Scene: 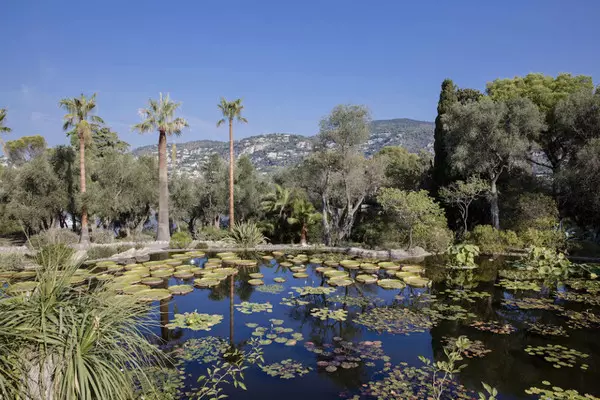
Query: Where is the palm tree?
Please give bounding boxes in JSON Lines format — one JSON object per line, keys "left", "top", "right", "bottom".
{"left": 133, "top": 93, "right": 188, "bottom": 241}
{"left": 261, "top": 184, "right": 292, "bottom": 217}
{"left": 287, "top": 198, "right": 321, "bottom": 246}
{"left": 0, "top": 108, "right": 12, "bottom": 156}
{"left": 217, "top": 98, "right": 247, "bottom": 231}
{"left": 59, "top": 94, "right": 104, "bottom": 244}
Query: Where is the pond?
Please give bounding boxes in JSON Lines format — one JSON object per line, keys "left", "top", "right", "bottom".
{"left": 134, "top": 251, "right": 600, "bottom": 399}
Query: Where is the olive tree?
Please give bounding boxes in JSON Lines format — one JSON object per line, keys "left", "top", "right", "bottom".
{"left": 439, "top": 177, "right": 489, "bottom": 235}
{"left": 442, "top": 97, "right": 544, "bottom": 229}
{"left": 302, "top": 105, "right": 384, "bottom": 245}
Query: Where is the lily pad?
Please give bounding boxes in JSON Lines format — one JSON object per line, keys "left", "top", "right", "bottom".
{"left": 377, "top": 279, "right": 406, "bottom": 290}
{"left": 173, "top": 271, "right": 194, "bottom": 279}
{"left": 168, "top": 284, "right": 194, "bottom": 295}
{"left": 328, "top": 277, "right": 353, "bottom": 287}
{"left": 273, "top": 277, "right": 286, "bottom": 283}
{"left": 401, "top": 265, "right": 425, "bottom": 273}
{"left": 141, "top": 277, "right": 164, "bottom": 286}
{"left": 194, "top": 278, "right": 221, "bottom": 288}
{"left": 293, "top": 272, "right": 309, "bottom": 279}
{"left": 340, "top": 260, "right": 360, "bottom": 269}
{"left": 379, "top": 262, "right": 400, "bottom": 270}
{"left": 248, "top": 279, "right": 264, "bottom": 286}
{"left": 166, "top": 311, "right": 223, "bottom": 331}
{"left": 235, "top": 301, "right": 272, "bottom": 314}
{"left": 402, "top": 276, "right": 430, "bottom": 288}
{"left": 356, "top": 274, "right": 378, "bottom": 284}
{"left": 135, "top": 288, "right": 172, "bottom": 302}
{"left": 260, "top": 359, "right": 311, "bottom": 379}
{"left": 249, "top": 272, "right": 264, "bottom": 279}
{"left": 122, "top": 284, "right": 150, "bottom": 294}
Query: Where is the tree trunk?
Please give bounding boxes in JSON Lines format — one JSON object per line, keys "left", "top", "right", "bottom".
{"left": 490, "top": 178, "right": 500, "bottom": 229}
{"left": 300, "top": 223, "right": 308, "bottom": 246}
{"left": 79, "top": 133, "right": 90, "bottom": 245}
{"left": 322, "top": 194, "right": 331, "bottom": 246}
{"left": 228, "top": 120, "right": 235, "bottom": 231}
{"left": 157, "top": 131, "right": 170, "bottom": 241}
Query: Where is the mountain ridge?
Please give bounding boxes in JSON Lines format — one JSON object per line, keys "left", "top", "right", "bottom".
{"left": 132, "top": 118, "right": 434, "bottom": 174}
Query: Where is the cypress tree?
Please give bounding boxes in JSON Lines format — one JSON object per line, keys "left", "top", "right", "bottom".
{"left": 432, "top": 79, "right": 458, "bottom": 192}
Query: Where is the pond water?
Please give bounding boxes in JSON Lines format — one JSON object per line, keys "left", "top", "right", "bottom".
{"left": 140, "top": 251, "right": 600, "bottom": 399}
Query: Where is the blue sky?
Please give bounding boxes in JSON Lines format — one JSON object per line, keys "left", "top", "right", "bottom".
{"left": 1, "top": 0, "right": 599, "bottom": 149}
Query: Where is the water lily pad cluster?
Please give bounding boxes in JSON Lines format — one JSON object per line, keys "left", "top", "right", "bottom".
{"left": 498, "top": 269, "right": 541, "bottom": 280}
{"left": 235, "top": 301, "right": 273, "bottom": 314}
{"left": 560, "top": 309, "right": 600, "bottom": 329}
{"left": 260, "top": 359, "right": 311, "bottom": 379}
{"left": 175, "top": 336, "right": 230, "bottom": 363}
{"left": 496, "top": 279, "right": 541, "bottom": 291}
{"left": 502, "top": 297, "right": 563, "bottom": 311}
{"left": 555, "top": 291, "right": 600, "bottom": 306}
{"left": 305, "top": 338, "right": 390, "bottom": 371}
{"left": 166, "top": 311, "right": 223, "bottom": 331}
{"left": 442, "top": 336, "right": 491, "bottom": 358}
{"left": 565, "top": 279, "right": 600, "bottom": 294}
{"left": 441, "top": 289, "right": 490, "bottom": 303}
{"left": 310, "top": 307, "right": 348, "bottom": 321}
{"left": 352, "top": 362, "right": 474, "bottom": 400}
{"left": 525, "top": 381, "right": 600, "bottom": 399}
{"left": 524, "top": 344, "right": 589, "bottom": 370}
{"left": 255, "top": 284, "right": 285, "bottom": 294}
{"left": 247, "top": 319, "right": 303, "bottom": 346}
{"left": 470, "top": 321, "right": 516, "bottom": 334}
{"left": 354, "top": 307, "right": 434, "bottom": 335}
{"left": 422, "top": 303, "right": 477, "bottom": 322}
{"left": 525, "top": 322, "right": 569, "bottom": 337}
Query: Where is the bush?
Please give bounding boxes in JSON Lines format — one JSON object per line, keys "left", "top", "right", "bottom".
{"left": 28, "top": 228, "right": 79, "bottom": 249}
{"left": 91, "top": 228, "right": 115, "bottom": 244}
{"left": 413, "top": 224, "right": 454, "bottom": 253}
{"left": 0, "top": 253, "right": 26, "bottom": 271}
{"left": 86, "top": 245, "right": 137, "bottom": 260}
{"left": 227, "top": 222, "right": 267, "bottom": 249}
{"left": 195, "top": 242, "right": 209, "bottom": 250}
{"left": 466, "top": 225, "right": 522, "bottom": 254}
{"left": 509, "top": 193, "right": 559, "bottom": 232}
{"left": 520, "top": 227, "right": 566, "bottom": 251}
{"left": 170, "top": 231, "right": 193, "bottom": 249}
{"left": 196, "top": 226, "right": 229, "bottom": 241}
{"left": 35, "top": 243, "right": 75, "bottom": 268}
{"left": 126, "top": 232, "right": 155, "bottom": 243}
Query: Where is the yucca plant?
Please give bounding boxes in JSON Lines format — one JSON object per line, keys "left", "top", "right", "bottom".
{"left": 227, "top": 222, "right": 266, "bottom": 249}
{"left": 0, "top": 247, "right": 166, "bottom": 399}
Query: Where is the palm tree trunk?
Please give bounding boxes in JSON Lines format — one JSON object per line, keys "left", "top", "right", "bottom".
{"left": 79, "top": 133, "right": 90, "bottom": 245}
{"left": 228, "top": 120, "right": 235, "bottom": 231}
{"left": 490, "top": 178, "right": 500, "bottom": 230}
{"left": 157, "top": 131, "right": 170, "bottom": 241}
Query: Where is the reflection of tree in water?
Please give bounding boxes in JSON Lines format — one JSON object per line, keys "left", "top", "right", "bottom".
{"left": 206, "top": 267, "right": 255, "bottom": 302}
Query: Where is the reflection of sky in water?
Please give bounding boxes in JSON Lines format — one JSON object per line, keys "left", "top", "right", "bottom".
{"left": 142, "top": 253, "right": 600, "bottom": 400}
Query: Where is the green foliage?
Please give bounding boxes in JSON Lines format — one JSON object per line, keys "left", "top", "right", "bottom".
{"left": 521, "top": 246, "right": 573, "bottom": 280}
{"left": 170, "top": 231, "right": 193, "bottom": 249}
{"left": 85, "top": 244, "right": 137, "bottom": 260}
{"left": 28, "top": 228, "right": 79, "bottom": 249}
{"left": 227, "top": 222, "right": 266, "bottom": 248}
{"left": 91, "top": 228, "right": 115, "bottom": 244}
{"left": 260, "top": 359, "right": 311, "bottom": 379}
{"left": 165, "top": 311, "right": 223, "bottom": 331}
{"left": 478, "top": 382, "right": 498, "bottom": 400}
{"left": 525, "top": 381, "right": 600, "bottom": 399}
{"left": 519, "top": 227, "right": 566, "bottom": 250}
{"left": 377, "top": 188, "right": 449, "bottom": 250}
{"left": 376, "top": 146, "right": 429, "bottom": 190}
{"left": 0, "top": 253, "right": 26, "bottom": 272}
{"left": 0, "top": 252, "right": 164, "bottom": 399}
{"left": 35, "top": 243, "right": 75, "bottom": 268}
{"left": 196, "top": 226, "right": 229, "bottom": 241}
{"left": 447, "top": 244, "right": 480, "bottom": 268}
{"left": 310, "top": 307, "right": 348, "bottom": 321}
{"left": 465, "top": 225, "right": 522, "bottom": 253}
{"left": 4, "top": 135, "right": 47, "bottom": 166}
{"left": 439, "top": 177, "right": 489, "bottom": 234}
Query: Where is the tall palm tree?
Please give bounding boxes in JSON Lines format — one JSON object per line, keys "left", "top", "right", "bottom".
{"left": 133, "top": 93, "right": 188, "bottom": 241}
{"left": 261, "top": 184, "right": 292, "bottom": 217}
{"left": 0, "top": 108, "right": 13, "bottom": 154}
{"left": 287, "top": 198, "right": 321, "bottom": 246}
{"left": 59, "top": 94, "right": 104, "bottom": 244}
{"left": 217, "top": 98, "right": 247, "bottom": 231}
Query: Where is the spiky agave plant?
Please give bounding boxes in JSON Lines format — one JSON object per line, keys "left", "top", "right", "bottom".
{"left": 227, "top": 222, "right": 267, "bottom": 249}
{"left": 0, "top": 246, "right": 166, "bottom": 399}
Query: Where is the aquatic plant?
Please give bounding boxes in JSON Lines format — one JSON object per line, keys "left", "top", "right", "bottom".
{"left": 447, "top": 243, "right": 480, "bottom": 268}
{"left": 524, "top": 344, "right": 589, "bottom": 370}
{"left": 249, "top": 319, "right": 303, "bottom": 346}
{"left": 310, "top": 307, "right": 348, "bottom": 321}
{"left": 260, "top": 359, "right": 311, "bottom": 379}
{"left": 377, "top": 278, "right": 406, "bottom": 290}
{"left": 192, "top": 338, "right": 264, "bottom": 399}
{"left": 525, "top": 381, "right": 600, "bottom": 399}
{"left": 496, "top": 279, "right": 541, "bottom": 291}
{"left": 292, "top": 286, "right": 336, "bottom": 296}
{"left": 442, "top": 336, "right": 491, "bottom": 359}
{"left": 354, "top": 307, "right": 434, "bottom": 335}
{"left": 526, "top": 322, "right": 569, "bottom": 337}
{"left": 247, "top": 279, "right": 264, "bottom": 286}
{"left": 470, "top": 321, "right": 516, "bottom": 334}
{"left": 168, "top": 284, "right": 194, "bottom": 295}
{"left": 273, "top": 277, "right": 286, "bottom": 283}
{"left": 235, "top": 301, "right": 273, "bottom": 314}
{"left": 175, "top": 336, "right": 230, "bottom": 363}
{"left": 166, "top": 311, "right": 223, "bottom": 331}
{"left": 441, "top": 289, "right": 490, "bottom": 303}
{"left": 255, "top": 284, "right": 285, "bottom": 294}
{"left": 305, "top": 338, "right": 390, "bottom": 370}
{"left": 502, "top": 297, "right": 562, "bottom": 311}
{"left": 522, "top": 246, "right": 573, "bottom": 280}
{"left": 560, "top": 309, "right": 600, "bottom": 329}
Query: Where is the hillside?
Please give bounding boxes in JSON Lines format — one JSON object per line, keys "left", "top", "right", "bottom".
{"left": 132, "top": 118, "right": 434, "bottom": 174}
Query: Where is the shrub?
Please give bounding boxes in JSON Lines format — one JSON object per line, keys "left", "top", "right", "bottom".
{"left": 413, "top": 224, "right": 454, "bottom": 253}
{"left": 85, "top": 245, "right": 136, "bottom": 260}
{"left": 27, "top": 228, "right": 79, "bottom": 249}
{"left": 91, "top": 228, "right": 115, "bottom": 244}
{"left": 520, "top": 227, "right": 566, "bottom": 251}
{"left": 195, "top": 242, "right": 209, "bottom": 250}
{"left": 196, "top": 226, "right": 229, "bottom": 241}
{"left": 227, "top": 222, "right": 267, "bottom": 249}
{"left": 0, "top": 253, "right": 26, "bottom": 271}
{"left": 509, "top": 193, "right": 559, "bottom": 232}
{"left": 170, "top": 231, "right": 193, "bottom": 249}
{"left": 466, "top": 225, "right": 522, "bottom": 254}
{"left": 35, "top": 243, "right": 75, "bottom": 268}
{"left": 126, "top": 232, "right": 155, "bottom": 243}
